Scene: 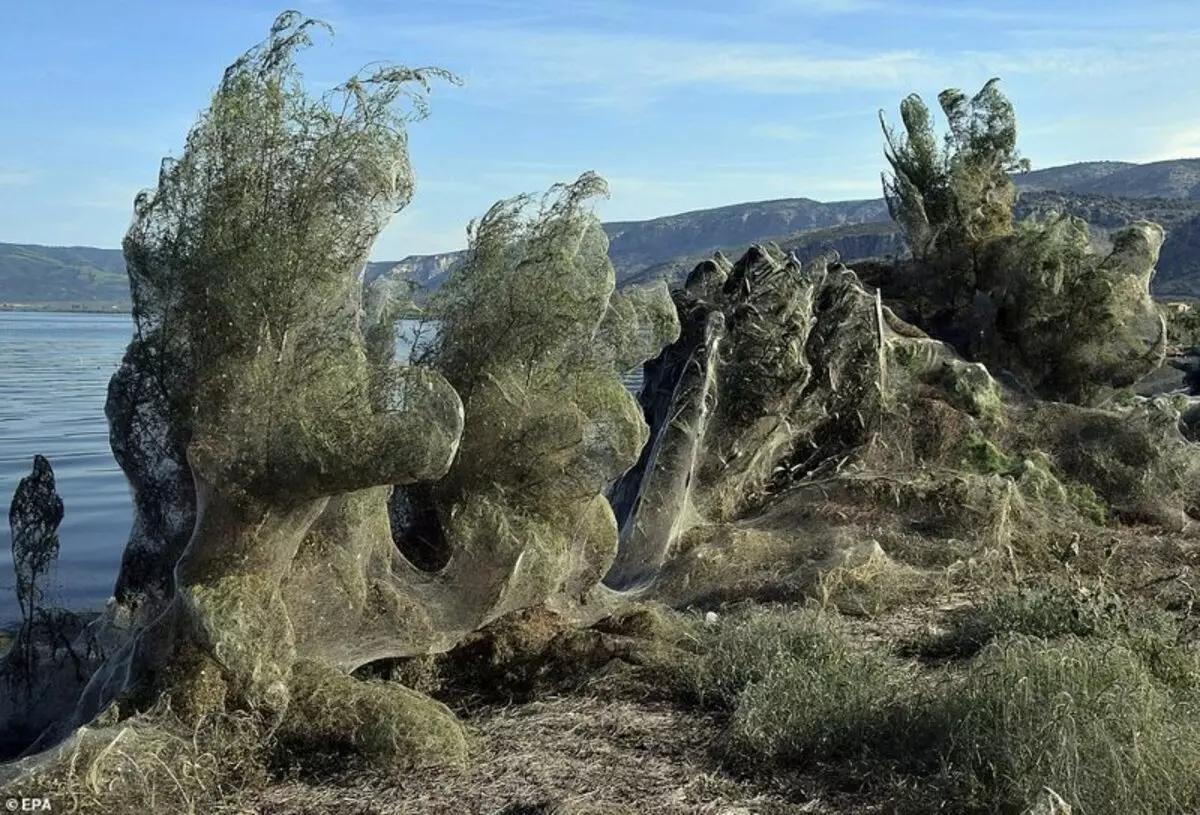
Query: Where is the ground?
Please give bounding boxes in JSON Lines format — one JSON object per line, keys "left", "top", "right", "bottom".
{"left": 218, "top": 599, "right": 975, "bottom": 815}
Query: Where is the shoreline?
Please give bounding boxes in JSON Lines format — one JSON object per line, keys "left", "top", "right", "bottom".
{"left": 0, "top": 303, "right": 131, "bottom": 314}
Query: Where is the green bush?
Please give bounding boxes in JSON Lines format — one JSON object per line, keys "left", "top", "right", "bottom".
{"left": 930, "top": 635, "right": 1200, "bottom": 814}
{"left": 686, "top": 604, "right": 1200, "bottom": 814}
{"left": 726, "top": 631, "right": 902, "bottom": 768}
{"left": 917, "top": 583, "right": 1192, "bottom": 676}
{"left": 674, "top": 606, "right": 857, "bottom": 710}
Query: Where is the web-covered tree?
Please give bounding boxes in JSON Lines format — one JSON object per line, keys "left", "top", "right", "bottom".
{"left": 0, "top": 12, "right": 682, "bottom": 792}
{"left": 880, "top": 77, "right": 1030, "bottom": 267}
{"left": 0, "top": 9, "right": 472, "bottom": 768}
{"left": 877, "top": 79, "right": 1165, "bottom": 404}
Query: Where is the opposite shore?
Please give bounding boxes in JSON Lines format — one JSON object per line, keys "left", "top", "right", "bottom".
{"left": 0, "top": 302, "right": 130, "bottom": 314}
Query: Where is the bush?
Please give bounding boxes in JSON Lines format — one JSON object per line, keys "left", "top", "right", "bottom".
{"left": 682, "top": 603, "right": 1200, "bottom": 814}
{"left": 726, "top": 628, "right": 902, "bottom": 769}
{"left": 917, "top": 583, "right": 1193, "bottom": 675}
{"left": 930, "top": 635, "right": 1200, "bottom": 814}
{"left": 673, "top": 606, "right": 854, "bottom": 710}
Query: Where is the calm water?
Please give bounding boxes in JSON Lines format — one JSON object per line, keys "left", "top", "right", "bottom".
{"left": 0, "top": 312, "right": 133, "bottom": 628}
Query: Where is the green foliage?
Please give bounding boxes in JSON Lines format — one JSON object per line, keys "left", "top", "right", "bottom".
{"left": 725, "top": 618, "right": 903, "bottom": 768}
{"left": 960, "top": 431, "right": 1017, "bottom": 475}
{"left": 420, "top": 171, "right": 668, "bottom": 512}
{"left": 880, "top": 78, "right": 1030, "bottom": 263}
{"left": 124, "top": 10, "right": 460, "bottom": 435}
{"left": 420, "top": 171, "right": 614, "bottom": 400}
{"left": 932, "top": 635, "right": 1200, "bottom": 814}
{"left": 674, "top": 606, "right": 861, "bottom": 711}
{"left": 916, "top": 583, "right": 1187, "bottom": 663}
{"left": 681, "top": 605, "right": 1200, "bottom": 815}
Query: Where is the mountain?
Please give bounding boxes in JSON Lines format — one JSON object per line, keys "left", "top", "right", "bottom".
{"left": 1012, "top": 160, "right": 1200, "bottom": 199}
{"left": 1011, "top": 161, "right": 1138, "bottom": 194}
{"left": 601, "top": 197, "right": 889, "bottom": 277}
{"left": 4, "top": 158, "right": 1200, "bottom": 308}
{"left": 358, "top": 197, "right": 891, "bottom": 291}
{"left": 0, "top": 243, "right": 127, "bottom": 308}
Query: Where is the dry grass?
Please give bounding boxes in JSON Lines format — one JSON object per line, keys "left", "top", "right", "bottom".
{"left": 675, "top": 597, "right": 1200, "bottom": 815}
{"left": 231, "top": 696, "right": 832, "bottom": 815}
{"left": 1, "top": 701, "right": 270, "bottom": 815}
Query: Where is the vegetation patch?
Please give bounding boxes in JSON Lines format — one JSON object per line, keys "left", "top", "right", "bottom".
{"left": 672, "top": 603, "right": 1200, "bottom": 814}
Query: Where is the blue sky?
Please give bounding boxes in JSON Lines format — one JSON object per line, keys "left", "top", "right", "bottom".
{"left": 1, "top": 0, "right": 1198, "bottom": 260}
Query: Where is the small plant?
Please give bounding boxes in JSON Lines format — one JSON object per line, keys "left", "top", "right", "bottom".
{"left": 726, "top": 623, "right": 903, "bottom": 769}
{"left": 692, "top": 603, "right": 1200, "bottom": 815}
{"left": 674, "top": 606, "right": 849, "bottom": 710}
{"left": 960, "top": 431, "right": 1017, "bottom": 476}
{"left": 6, "top": 455, "right": 65, "bottom": 694}
{"left": 915, "top": 582, "right": 1189, "bottom": 672}
{"left": 917, "top": 584, "right": 1107, "bottom": 659}
{"left": 930, "top": 635, "right": 1200, "bottom": 814}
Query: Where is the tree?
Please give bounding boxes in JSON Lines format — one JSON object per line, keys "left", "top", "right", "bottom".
{"left": 877, "top": 79, "right": 1164, "bottom": 405}
{"left": 0, "top": 13, "right": 682, "bottom": 784}
{"left": 880, "top": 78, "right": 1030, "bottom": 266}
{"left": 2, "top": 10, "right": 470, "bottom": 766}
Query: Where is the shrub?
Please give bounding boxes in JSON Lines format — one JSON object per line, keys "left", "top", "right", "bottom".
{"left": 930, "top": 635, "right": 1200, "bottom": 814}
{"left": 674, "top": 606, "right": 855, "bottom": 710}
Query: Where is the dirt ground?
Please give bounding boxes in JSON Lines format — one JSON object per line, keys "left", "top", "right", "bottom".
{"left": 222, "top": 603, "right": 968, "bottom": 815}
{"left": 225, "top": 692, "right": 854, "bottom": 815}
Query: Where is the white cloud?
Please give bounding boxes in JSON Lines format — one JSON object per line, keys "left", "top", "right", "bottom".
{"left": 0, "top": 171, "right": 36, "bottom": 187}
{"left": 346, "top": 22, "right": 939, "bottom": 106}
{"left": 961, "top": 46, "right": 1196, "bottom": 79}
{"left": 748, "top": 123, "right": 815, "bottom": 141}
{"left": 330, "top": 10, "right": 1200, "bottom": 120}
{"left": 1133, "top": 122, "right": 1200, "bottom": 162}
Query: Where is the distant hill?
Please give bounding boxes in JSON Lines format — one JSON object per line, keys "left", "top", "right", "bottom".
{"left": 0, "top": 243, "right": 127, "bottom": 306}
{"left": 1011, "top": 161, "right": 1138, "bottom": 194}
{"left": 4, "top": 158, "right": 1200, "bottom": 307}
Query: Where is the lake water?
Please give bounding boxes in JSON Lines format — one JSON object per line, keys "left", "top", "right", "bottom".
{"left": 0, "top": 313, "right": 644, "bottom": 630}
{"left": 0, "top": 312, "right": 133, "bottom": 629}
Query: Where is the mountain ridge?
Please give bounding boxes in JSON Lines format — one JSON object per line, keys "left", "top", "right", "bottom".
{"left": 4, "top": 157, "right": 1199, "bottom": 307}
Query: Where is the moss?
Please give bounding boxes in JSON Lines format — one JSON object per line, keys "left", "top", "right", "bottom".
{"left": 280, "top": 659, "right": 469, "bottom": 773}
{"left": 938, "top": 360, "right": 1005, "bottom": 424}
{"left": 960, "top": 431, "right": 1017, "bottom": 476}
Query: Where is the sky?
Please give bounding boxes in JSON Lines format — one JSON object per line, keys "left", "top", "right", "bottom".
{"left": 1, "top": 0, "right": 1198, "bottom": 261}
